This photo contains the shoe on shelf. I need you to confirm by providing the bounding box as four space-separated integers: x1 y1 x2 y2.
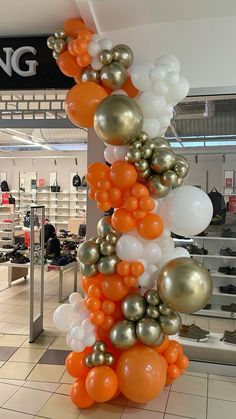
178 324 209 342
221 303 236 313
221 228 236 238
1 237 11 241
220 330 236 345
219 248 236 257
203 304 212 310
197 231 208 237
218 266 236 275
2 244 14 249
219 284 236 294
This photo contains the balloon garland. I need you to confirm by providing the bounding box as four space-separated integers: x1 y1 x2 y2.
50 17 214 408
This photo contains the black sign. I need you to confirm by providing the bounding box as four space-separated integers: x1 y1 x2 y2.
0 36 74 90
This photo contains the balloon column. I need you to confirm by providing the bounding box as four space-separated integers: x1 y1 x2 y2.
50 17 213 408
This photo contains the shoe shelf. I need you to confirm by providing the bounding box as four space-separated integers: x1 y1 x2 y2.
191 236 236 241
194 306 236 319
212 286 236 298
191 254 236 259
211 270 236 279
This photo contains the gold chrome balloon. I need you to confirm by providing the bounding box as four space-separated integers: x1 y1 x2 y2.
52 50 60 60
161 170 179 187
85 354 93 368
81 67 100 84
137 168 152 181
150 137 171 149
97 216 117 237
106 233 119 245
97 255 119 275
104 352 115 366
126 148 142 163
47 36 56 49
152 332 165 347
157 257 213 314
146 305 160 319
91 351 105 366
93 341 107 352
135 159 150 172
110 320 137 349
99 49 113 65
151 149 175 174
159 311 182 335
95 236 105 245
144 290 160 306
136 318 162 346
100 62 127 90
54 39 66 53
173 155 190 178
131 139 142 149
55 28 66 39
175 177 184 187
112 44 134 68
100 241 114 256
80 262 98 277
147 174 170 198
158 303 173 316
94 95 143 146
140 143 153 159
122 295 146 321
138 131 149 143
78 241 100 265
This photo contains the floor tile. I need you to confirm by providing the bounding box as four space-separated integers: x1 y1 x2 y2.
184 371 208 378
121 407 163 418
79 403 124 419
49 338 69 350
38 349 70 365
0 346 18 361
21 336 54 349
166 392 207 419
27 364 65 383
60 370 74 384
0 362 34 380
0 335 27 347
23 381 60 392
165 415 190 419
0 408 33 418
208 378 236 402
171 375 207 397
8 348 46 363
0 382 20 406
207 397 236 419
127 390 168 412
3 387 52 415
37 393 79 419
109 393 128 407
209 374 236 383
56 383 71 395
0 379 26 386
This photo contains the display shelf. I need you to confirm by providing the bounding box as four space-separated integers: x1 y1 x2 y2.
194 305 236 318
211 270 236 279
0 230 13 234
191 253 236 259
191 235 236 241
213 286 236 298
0 222 15 225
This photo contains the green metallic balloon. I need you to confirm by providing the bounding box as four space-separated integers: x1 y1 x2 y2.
147 174 170 198
80 262 98 278
91 351 105 366
81 67 100 84
173 155 190 178
99 49 113 65
47 36 56 49
104 352 114 366
140 144 153 159
55 28 66 39
150 137 171 149
78 241 100 265
146 305 160 319
97 216 116 237
159 311 182 335
138 131 149 143
136 318 162 346
110 320 137 349
175 177 184 187
54 39 66 53
85 354 93 368
126 148 142 163
100 241 114 256
100 62 127 90
157 257 213 314
94 95 143 146
93 341 107 352
97 255 119 275
89 236 98 243
161 170 179 187
66 36 73 44
144 290 160 306
106 233 119 245
158 302 173 316
135 159 150 172
122 294 146 321
112 44 134 68
151 149 175 174
131 139 142 149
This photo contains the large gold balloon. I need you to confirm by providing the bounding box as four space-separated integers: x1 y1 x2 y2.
97 216 117 237
97 255 119 275
81 67 100 84
136 318 162 346
161 170 179 187
110 320 137 349
112 44 134 68
147 174 170 198
78 241 100 265
157 257 213 314
94 95 143 146
122 295 146 321
80 263 98 278
173 155 190 178
159 311 182 335
151 149 175 174
150 137 171 149
100 62 127 90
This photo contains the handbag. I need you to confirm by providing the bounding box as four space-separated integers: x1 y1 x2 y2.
1 193 9 204
51 181 61 192
9 194 15 204
1 180 9 191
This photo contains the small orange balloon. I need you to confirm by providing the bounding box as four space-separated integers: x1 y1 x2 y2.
139 196 155 211
124 275 137 287
175 354 189 370
131 183 149 199
155 335 169 354
133 209 147 220
95 189 109 203
101 300 115 315
86 366 118 402
113 302 124 320
90 310 105 325
78 28 93 42
81 276 92 293
97 178 112 190
168 340 183 356
167 364 181 379
122 75 139 98
70 378 94 408
124 196 139 211
130 261 144 277
58 51 82 77
110 162 137 190
87 162 110 187
87 284 102 299
137 213 164 240
101 274 129 301
88 187 96 200
97 201 111 211
165 376 174 386
163 347 178 365
116 261 131 276
68 40 77 56
86 297 101 312
64 18 85 38
77 53 91 68
111 208 136 233
66 350 91 378
109 187 122 202
73 38 88 55
160 354 168 371
101 315 115 330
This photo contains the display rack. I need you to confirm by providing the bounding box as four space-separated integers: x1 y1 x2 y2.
0 209 17 252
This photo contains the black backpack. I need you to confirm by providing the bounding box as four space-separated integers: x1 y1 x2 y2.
208 188 226 225
46 236 61 258
1 180 9 191
73 174 81 187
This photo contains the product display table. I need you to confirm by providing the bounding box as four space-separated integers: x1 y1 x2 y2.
0 261 30 287
46 261 78 303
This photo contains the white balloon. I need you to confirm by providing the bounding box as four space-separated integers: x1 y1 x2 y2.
142 243 162 264
156 55 181 73
81 319 96 333
150 66 167 82
70 325 85 340
131 62 154 91
159 115 171 128
137 92 166 118
143 118 161 137
165 71 180 86
138 272 152 288
138 258 148 270
72 301 84 314
167 76 190 103
104 145 117 164
83 333 96 347
114 145 129 160
158 252 176 269
53 304 72 332
71 339 85 353
91 57 103 70
173 247 190 258
159 104 173 117
159 186 213 236
157 237 175 252
160 228 171 239
92 34 100 42
111 90 128 96
99 39 113 50
153 81 168 96
79 308 90 322
66 334 72 348
87 40 100 57
69 292 82 305
116 234 143 261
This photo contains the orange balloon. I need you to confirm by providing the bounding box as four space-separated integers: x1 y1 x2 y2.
86 297 101 312
124 196 139 211
116 345 166 403
175 354 189 370
168 340 183 356
110 196 125 209
87 162 110 187
101 315 115 330
113 302 124 321
65 82 108 128
97 201 111 211
122 75 139 98
165 376 174 386
131 183 149 199
124 275 137 287
109 187 122 202
101 274 129 301
81 276 92 293
78 28 93 42
163 347 178 365
58 51 82 77
74 73 82 84
160 354 168 371
77 53 91 68
137 213 164 240
86 366 118 402
70 378 94 408
111 208 136 233
155 335 169 354
95 189 109 203
97 178 112 190
102 300 115 315
87 284 102 298
139 196 155 212
64 18 85 37
73 38 88 55
88 187 96 200
90 310 105 325
110 162 137 190
66 350 91 378
116 261 131 276
130 261 144 277
167 364 180 379
68 40 77 56
97 326 110 343
132 209 147 220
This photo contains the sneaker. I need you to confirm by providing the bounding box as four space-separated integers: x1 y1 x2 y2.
219 284 236 294
221 228 236 238
203 303 212 310
221 303 236 313
178 324 209 342
220 330 236 345
220 247 236 256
